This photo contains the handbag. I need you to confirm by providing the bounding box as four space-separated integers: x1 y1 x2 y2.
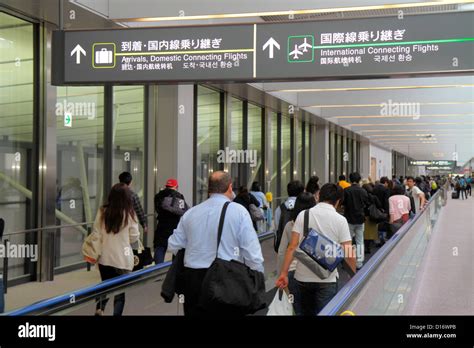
198 202 266 315
368 203 387 223
294 210 344 278
133 239 153 271
82 229 101 264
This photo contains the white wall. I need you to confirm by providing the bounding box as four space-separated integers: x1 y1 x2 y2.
369 144 392 180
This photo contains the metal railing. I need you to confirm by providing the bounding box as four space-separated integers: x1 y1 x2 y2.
0 213 157 292
319 187 447 316
5 231 275 316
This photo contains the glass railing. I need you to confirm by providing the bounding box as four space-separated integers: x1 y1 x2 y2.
319 187 447 316
5 231 275 316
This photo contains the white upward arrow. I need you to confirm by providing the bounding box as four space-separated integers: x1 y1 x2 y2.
262 37 280 59
70 44 86 64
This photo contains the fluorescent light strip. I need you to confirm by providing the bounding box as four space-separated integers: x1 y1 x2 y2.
349 122 474 126
361 128 474 132
112 0 474 22
272 84 474 93
369 133 473 137
305 101 474 108
382 142 464 144
331 114 474 119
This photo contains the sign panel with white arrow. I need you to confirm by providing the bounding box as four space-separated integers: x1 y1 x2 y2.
52 12 474 85
262 37 280 59
70 44 86 64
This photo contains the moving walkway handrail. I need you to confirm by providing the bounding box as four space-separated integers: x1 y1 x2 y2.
5 230 275 316
319 189 444 316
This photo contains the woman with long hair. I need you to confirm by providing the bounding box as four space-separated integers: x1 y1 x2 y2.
95 183 140 316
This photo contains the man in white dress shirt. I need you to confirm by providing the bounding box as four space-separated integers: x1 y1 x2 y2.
168 171 264 317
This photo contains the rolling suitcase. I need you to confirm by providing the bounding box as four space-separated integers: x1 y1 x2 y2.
451 191 459 199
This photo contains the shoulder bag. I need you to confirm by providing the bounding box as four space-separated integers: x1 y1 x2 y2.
82 229 102 264
198 202 266 315
294 210 344 278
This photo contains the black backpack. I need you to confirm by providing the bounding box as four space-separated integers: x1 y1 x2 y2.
273 203 293 253
161 193 189 216
406 191 416 214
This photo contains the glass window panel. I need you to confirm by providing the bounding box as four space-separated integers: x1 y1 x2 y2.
269 112 278 198
230 97 243 188
342 136 348 176
348 138 354 174
247 104 262 188
329 132 336 183
305 122 310 180
281 115 291 195
230 98 243 150
336 134 342 181
297 119 303 182
195 86 220 204
55 86 104 268
0 13 34 279
112 86 145 199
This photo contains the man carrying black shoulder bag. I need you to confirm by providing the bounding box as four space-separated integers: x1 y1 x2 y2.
198 202 266 316
167 171 265 317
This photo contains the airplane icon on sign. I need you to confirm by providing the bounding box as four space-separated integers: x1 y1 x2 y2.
298 38 312 52
289 44 304 59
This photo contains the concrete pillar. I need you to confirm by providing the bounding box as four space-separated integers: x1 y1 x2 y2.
154 85 194 206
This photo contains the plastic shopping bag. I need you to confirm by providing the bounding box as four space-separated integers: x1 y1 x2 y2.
267 288 294 316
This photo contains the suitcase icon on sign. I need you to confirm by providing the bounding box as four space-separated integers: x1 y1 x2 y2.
92 43 116 68
96 48 113 64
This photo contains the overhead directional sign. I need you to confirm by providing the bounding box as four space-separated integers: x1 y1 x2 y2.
52 12 474 84
409 160 455 167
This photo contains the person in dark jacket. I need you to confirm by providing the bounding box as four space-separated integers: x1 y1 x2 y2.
362 182 382 254
234 186 260 230
344 172 369 270
373 177 390 214
153 178 187 264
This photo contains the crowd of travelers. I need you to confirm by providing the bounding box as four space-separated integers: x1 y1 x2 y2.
83 169 468 317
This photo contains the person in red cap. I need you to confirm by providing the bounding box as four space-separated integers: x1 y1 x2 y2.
153 178 188 264
166 178 178 188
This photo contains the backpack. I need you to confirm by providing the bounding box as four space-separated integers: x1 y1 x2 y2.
431 181 438 190
406 190 416 214
274 203 293 253
161 194 189 216
249 203 264 222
